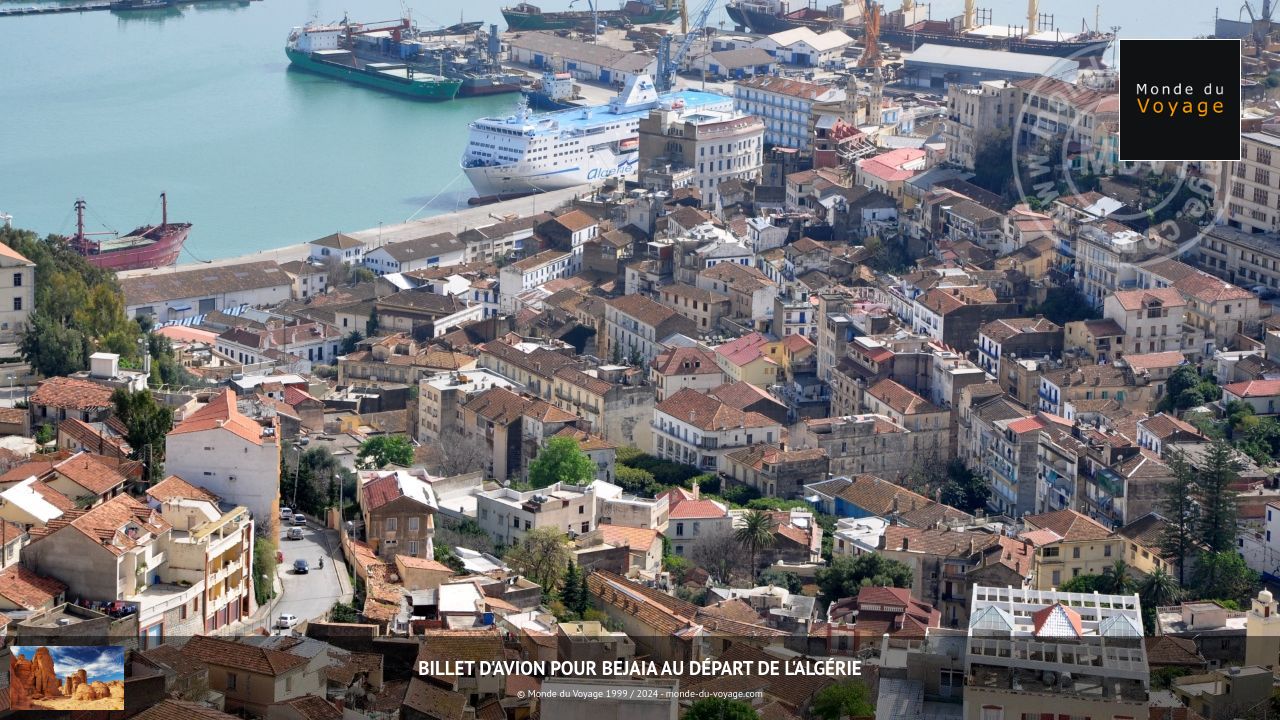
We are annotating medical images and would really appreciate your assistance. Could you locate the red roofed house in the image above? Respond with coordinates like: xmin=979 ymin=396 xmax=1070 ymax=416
xmin=823 ymin=586 xmax=940 ymax=653
xmin=650 ymin=346 xmax=725 ymax=402
xmin=30 ymin=376 xmax=115 ymax=428
xmin=180 ymin=635 xmax=321 ymax=716
xmin=1020 ymin=509 xmax=1123 ymax=589
xmin=1223 ymin=379 xmax=1280 ymax=416
xmin=166 ymin=389 xmax=282 ymax=535
xmin=712 ymin=332 xmax=785 ymax=387
xmin=659 ymin=486 xmax=732 ymax=557
xmin=357 ymin=470 xmax=437 ymax=561
xmin=854 ymin=148 xmax=927 ymax=201
xmin=652 ymin=387 xmax=782 ymax=473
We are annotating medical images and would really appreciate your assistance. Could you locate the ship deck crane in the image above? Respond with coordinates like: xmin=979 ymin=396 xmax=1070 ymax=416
xmin=657 ymin=0 xmax=716 ymax=92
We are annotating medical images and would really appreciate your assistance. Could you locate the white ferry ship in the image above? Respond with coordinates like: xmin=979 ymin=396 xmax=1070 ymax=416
xmin=461 ymin=74 xmax=733 ymax=196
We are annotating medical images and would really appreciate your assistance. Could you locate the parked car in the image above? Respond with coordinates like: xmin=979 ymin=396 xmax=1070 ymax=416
xmin=281 ymin=507 xmax=293 ymax=520
xmin=292 ymin=514 xmax=307 ymax=526
xmin=287 ymin=527 xmax=304 ymax=540
xmin=293 ymin=559 xmax=309 ymax=574
xmin=276 ymin=613 xmax=299 ymax=629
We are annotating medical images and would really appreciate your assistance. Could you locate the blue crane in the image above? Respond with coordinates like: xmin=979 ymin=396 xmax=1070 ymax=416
xmin=656 ymin=0 xmax=717 ymax=92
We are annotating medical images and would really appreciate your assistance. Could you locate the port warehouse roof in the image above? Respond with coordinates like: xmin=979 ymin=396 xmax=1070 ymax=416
xmin=506 ymin=31 xmax=657 ymax=74
xmin=903 ymin=43 xmax=1079 ymax=80
xmin=119 ymin=260 xmax=291 ymax=308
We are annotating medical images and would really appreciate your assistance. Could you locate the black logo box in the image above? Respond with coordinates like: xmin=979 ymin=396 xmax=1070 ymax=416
xmin=1119 ymin=38 xmax=1242 ymax=162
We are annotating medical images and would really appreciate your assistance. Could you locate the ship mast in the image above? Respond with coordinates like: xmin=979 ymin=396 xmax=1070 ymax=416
xmin=161 ymin=192 xmax=167 ymax=229
xmin=75 ymin=198 xmax=86 ymax=241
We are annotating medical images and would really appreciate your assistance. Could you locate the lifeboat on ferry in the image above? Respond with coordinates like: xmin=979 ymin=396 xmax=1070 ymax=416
xmin=671 ymin=99 xmax=685 ymax=109
xmin=618 ymin=138 xmax=639 ymax=151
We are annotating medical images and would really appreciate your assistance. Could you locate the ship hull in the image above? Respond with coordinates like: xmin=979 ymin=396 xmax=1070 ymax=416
xmin=503 ymin=7 xmax=679 ymax=30
xmin=724 ymin=3 xmax=826 ymax=33
xmin=521 ymin=88 xmax=581 ymax=110
xmin=457 ymin=76 xmax=524 ymax=97
xmin=463 ymin=151 xmax=638 ymax=195
xmin=83 ymin=224 xmax=190 ymax=271
xmin=285 ymin=48 xmax=462 ymax=100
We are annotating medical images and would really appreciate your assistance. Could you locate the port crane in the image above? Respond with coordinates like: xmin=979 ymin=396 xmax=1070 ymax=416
xmin=1241 ymin=0 xmax=1275 ymax=49
xmin=656 ymin=0 xmax=717 ymax=92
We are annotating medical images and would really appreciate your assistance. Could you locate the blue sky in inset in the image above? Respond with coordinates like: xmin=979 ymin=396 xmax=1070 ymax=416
xmin=11 ymin=646 xmax=124 ymax=684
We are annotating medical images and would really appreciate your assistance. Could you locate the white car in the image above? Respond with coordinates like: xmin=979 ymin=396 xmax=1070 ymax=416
xmin=292 ymin=514 xmax=307 ymax=526
xmin=276 ymin=613 xmax=299 ymax=629
xmin=281 ymin=508 xmax=293 ymax=520
xmin=287 ymin=527 xmax=304 ymax=540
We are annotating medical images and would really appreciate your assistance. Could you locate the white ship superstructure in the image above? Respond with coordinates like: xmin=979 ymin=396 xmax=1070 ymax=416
xmin=461 ymin=74 xmax=732 ymax=196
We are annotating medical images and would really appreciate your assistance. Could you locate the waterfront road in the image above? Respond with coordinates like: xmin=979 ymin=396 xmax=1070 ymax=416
xmin=115 ymin=183 xmax=593 ymax=279
xmin=269 ymin=519 xmax=350 ymax=631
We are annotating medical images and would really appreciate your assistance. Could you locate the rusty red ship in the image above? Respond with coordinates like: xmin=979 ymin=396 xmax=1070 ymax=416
xmin=69 ymin=193 xmax=190 ymax=271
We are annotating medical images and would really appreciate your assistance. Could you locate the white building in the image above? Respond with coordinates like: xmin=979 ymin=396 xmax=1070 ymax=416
xmin=637 ymin=107 xmax=764 ymax=204
xmin=651 ymin=387 xmax=781 ymax=473
xmin=475 ymin=481 xmax=603 ymax=547
xmin=308 ymin=232 xmax=366 ymax=264
xmin=120 ymin=261 xmax=293 ymax=322
xmin=362 ymin=232 xmax=466 ymax=276
xmin=164 ymin=390 xmax=282 ymax=534
xmin=733 ymin=75 xmax=844 ymax=152
xmin=964 ymin=585 xmax=1148 ymax=720
xmin=499 ymin=250 xmax=572 ymax=314
xmin=753 ymin=27 xmax=853 ymax=67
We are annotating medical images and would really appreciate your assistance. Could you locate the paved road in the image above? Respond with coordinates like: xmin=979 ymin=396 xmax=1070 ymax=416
xmin=269 ymin=519 xmax=348 ymax=631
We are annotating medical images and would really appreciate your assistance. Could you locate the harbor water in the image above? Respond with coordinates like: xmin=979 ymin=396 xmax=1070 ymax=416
xmin=0 ymin=0 xmax=1214 ymax=260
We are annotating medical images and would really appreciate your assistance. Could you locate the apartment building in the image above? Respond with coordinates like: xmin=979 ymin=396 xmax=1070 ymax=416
xmin=796 ymin=414 xmax=917 ymax=480
xmin=604 ymin=294 xmax=697 ymax=366
xmin=1103 ymin=288 xmax=1190 ymax=355
xmin=656 ymin=283 xmax=731 ymax=334
xmin=550 ymin=366 xmax=654 ymax=452
xmin=941 ymin=80 xmax=1017 ymax=170
xmin=476 ymin=481 xmax=601 ymax=546
xmin=1219 ymin=129 xmax=1280 ymax=235
xmin=145 ymin=475 xmax=255 ymax=634
xmin=498 ymin=250 xmax=572 ymax=314
xmin=638 ymin=107 xmax=764 ymax=203
xmin=417 ymin=369 xmax=518 ymax=444
xmin=964 ymin=585 xmax=1148 ymax=720
xmin=975 ymin=316 xmax=1062 ymax=377
xmin=457 ymin=214 xmax=547 ymax=264
xmin=733 ymin=75 xmax=844 ymax=152
xmin=1011 ymin=76 xmax=1119 ymax=173
xmin=1019 ymin=509 xmax=1122 ymax=588
xmin=165 ymin=390 xmax=281 ymax=535
xmin=651 ymin=388 xmax=782 ymax=472
xmin=660 ymin=486 xmax=732 ymax=557
xmin=650 ymin=346 xmax=724 ymax=401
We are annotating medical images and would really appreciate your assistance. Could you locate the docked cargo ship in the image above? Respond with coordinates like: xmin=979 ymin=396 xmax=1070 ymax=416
xmin=502 ymin=0 xmax=679 ymax=31
xmin=69 ymin=194 xmax=190 ymax=271
xmin=286 ymin=24 xmax=462 ymax=101
xmin=521 ymin=71 xmax=584 ymax=110
xmin=109 ymin=0 xmax=175 ymax=10
xmin=727 ymin=0 xmax=1113 ymax=62
xmin=345 ymin=20 xmax=524 ymax=97
xmin=461 ymin=74 xmax=731 ymax=196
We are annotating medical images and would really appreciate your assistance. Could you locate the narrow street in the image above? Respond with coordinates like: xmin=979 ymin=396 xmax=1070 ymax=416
xmin=268 ymin=520 xmax=350 ymax=631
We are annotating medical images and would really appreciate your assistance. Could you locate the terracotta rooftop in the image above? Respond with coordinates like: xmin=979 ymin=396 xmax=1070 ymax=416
xmin=30 ymin=377 xmax=114 ymax=411
xmin=51 ymin=451 xmax=129 ymax=495
xmin=1224 ymin=378 xmax=1280 ymax=398
xmin=979 ymin=316 xmax=1061 ymax=343
xmin=655 ymin=387 xmax=778 ymax=432
xmin=0 ymin=564 xmax=66 ymax=609
xmin=34 ymin=493 xmax=171 ymax=557
xmin=134 ymin=700 xmax=241 ymax=720
xmin=184 ymin=635 xmax=309 ymax=676
xmin=1111 ymin=288 xmax=1186 ymax=312
xmin=1022 ymin=509 xmax=1112 ymax=542
xmin=170 ymin=389 xmax=273 ymax=445
xmin=866 ymin=378 xmax=942 ymax=416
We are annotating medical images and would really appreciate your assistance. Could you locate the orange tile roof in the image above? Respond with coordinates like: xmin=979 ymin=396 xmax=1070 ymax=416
xmin=654 ymin=387 xmax=778 ymax=432
xmin=597 ymin=524 xmax=660 ymax=550
xmin=146 ymin=475 xmax=221 ymax=504
xmin=35 ymin=494 xmax=171 ymax=557
xmin=1224 ymin=378 xmax=1280 ymax=399
xmin=1111 ymin=288 xmax=1186 ymax=312
xmin=182 ymin=635 xmax=309 ymax=676
xmin=30 ymin=377 xmax=114 ymax=411
xmin=866 ymin=378 xmax=942 ymax=416
xmin=52 ymin=451 xmax=129 ymax=495
xmin=1023 ymin=509 xmax=1112 ymax=542
xmin=170 ymin=389 xmax=272 ymax=445
xmin=0 ymin=564 xmax=66 ymax=609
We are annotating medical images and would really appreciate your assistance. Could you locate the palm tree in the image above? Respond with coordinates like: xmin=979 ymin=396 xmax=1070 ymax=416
xmin=1139 ymin=567 xmax=1183 ymax=609
xmin=735 ymin=509 xmax=776 ymax=579
xmin=1102 ymin=559 xmax=1136 ymax=594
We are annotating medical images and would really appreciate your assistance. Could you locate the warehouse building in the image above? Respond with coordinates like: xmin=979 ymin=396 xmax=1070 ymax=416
xmin=507 ymin=31 xmax=658 ymax=87
xmin=902 ymin=43 xmax=1078 ymax=90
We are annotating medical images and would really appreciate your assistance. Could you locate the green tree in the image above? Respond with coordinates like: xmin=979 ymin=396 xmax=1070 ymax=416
xmin=366 ymin=308 xmax=380 ymax=336
xmin=1191 ymin=551 xmax=1259 ymax=605
xmin=615 ymin=464 xmax=657 ymax=495
xmin=1058 ymin=574 xmax=1105 ymax=593
xmin=22 ymin=312 xmax=88 ymax=378
xmin=1139 ymin=567 xmax=1182 ymax=635
xmin=356 ymin=435 xmax=414 ymax=469
xmin=560 ymin=562 xmax=588 ymax=617
xmin=1161 ymin=449 xmax=1199 ymax=585
xmin=329 ymin=601 xmax=358 ymax=623
xmin=33 ymin=423 xmax=55 ymax=446
xmin=735 ymin=509 xmax=776 ymax=576
xmin=339 ymin=331 xmax=363 ymax=355
xmin=112 ymin=387 xmax=173 ymax=485
xmin=685 ymin=697 xmax=759 ymax=720
xmin=810 ymin=680 xmax=874 ymax=720
xmin=505 ymin=527 xmax=572 ymax=593
xmin=1101 ymin=559 xmax=1135 ymax=595
xmin=434 ymin=543 xmax=466 ymax=573
xmin=253 ymin=536 xmax=278 ymax=605
xmin=759 ymin=568 xmax=802 ymax=593
xmin=1194 ymin=440 xmax=1242 ymax=553
xmin=938 ymin=458 xmax=990 ymax=513
xmin=527 ymin=436 xmax=596 ymax=489
xmin=816 ymin=554 xmax=912 ymax=602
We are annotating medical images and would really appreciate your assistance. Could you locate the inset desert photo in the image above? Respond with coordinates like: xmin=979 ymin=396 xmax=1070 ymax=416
xmin=8 ymin=646 xmax=124 ymax=711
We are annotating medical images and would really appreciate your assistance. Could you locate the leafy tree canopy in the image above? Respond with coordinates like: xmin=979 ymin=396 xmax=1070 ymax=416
xmin=356 ymin=435 xmax=414 ymax=469
xmin=816 ymin=554 xmax=912 ymax=602
xmin=528 ymin=436 xmax=596 ymax=489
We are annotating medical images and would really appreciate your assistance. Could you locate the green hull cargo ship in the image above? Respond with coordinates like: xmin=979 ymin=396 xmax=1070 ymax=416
xmin=286 ymin=24 xmax=462 ymax=101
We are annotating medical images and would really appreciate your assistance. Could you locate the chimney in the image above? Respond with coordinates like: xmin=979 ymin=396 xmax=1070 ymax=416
xmin=691 ymin=480 xmax=700 ymax=500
